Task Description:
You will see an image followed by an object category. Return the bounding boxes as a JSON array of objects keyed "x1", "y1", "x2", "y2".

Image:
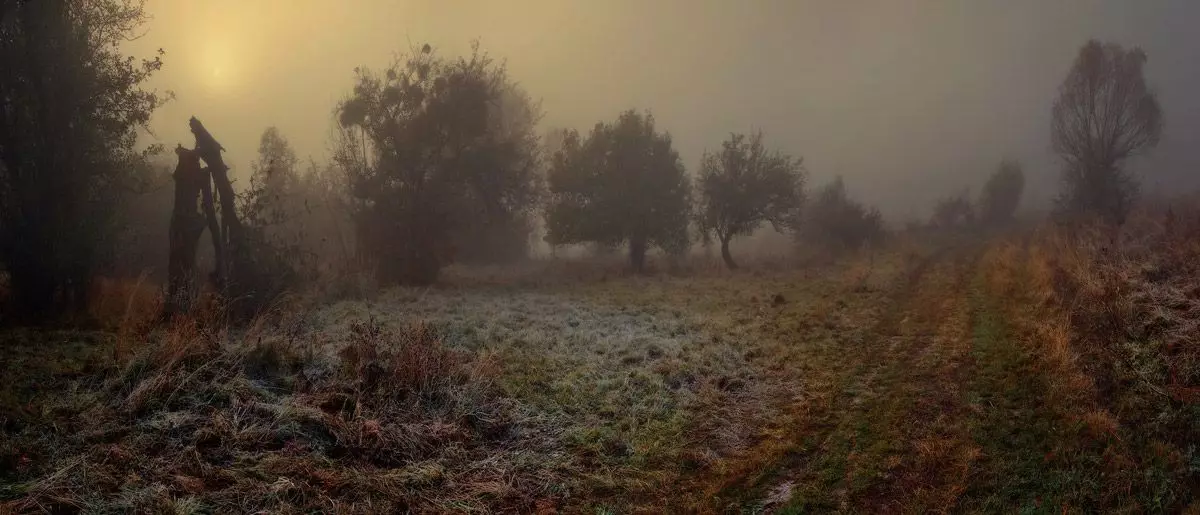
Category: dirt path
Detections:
[{"x1": 708, "y1": 246, "x2": 982, "y2": 513}]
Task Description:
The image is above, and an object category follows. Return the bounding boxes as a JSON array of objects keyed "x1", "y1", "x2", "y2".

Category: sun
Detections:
[{"x1": 198, "y1": 41, "x2": 238, "y2": 92}]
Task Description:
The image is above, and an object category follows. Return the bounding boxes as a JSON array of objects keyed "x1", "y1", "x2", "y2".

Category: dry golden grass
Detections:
[
  {"x1": 87, "y1": 275, "x2": 161, "y2": 330},
  {"x1": 978, "y1": 205, "x2": 1200, "y2": 510}
]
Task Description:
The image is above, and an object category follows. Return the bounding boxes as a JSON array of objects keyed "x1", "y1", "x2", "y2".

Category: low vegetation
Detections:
[{"x1": 978, "y1": 205, "x2": 1200, "y2": 510}]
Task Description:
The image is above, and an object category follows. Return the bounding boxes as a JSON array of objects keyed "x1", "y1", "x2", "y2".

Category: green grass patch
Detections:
[{"x1": 962, "y1": 286, "x2": 1106, "y2": 513}]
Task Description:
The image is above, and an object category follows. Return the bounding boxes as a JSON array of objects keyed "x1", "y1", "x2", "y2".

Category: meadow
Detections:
[{"x1": 4, "y1": 212, "x2": 1196, "y2": 513}]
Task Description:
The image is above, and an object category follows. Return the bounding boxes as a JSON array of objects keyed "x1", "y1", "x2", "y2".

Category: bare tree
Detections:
[{"x1": 1051, "y1": 40, "x2": 1163, "y2": 225}]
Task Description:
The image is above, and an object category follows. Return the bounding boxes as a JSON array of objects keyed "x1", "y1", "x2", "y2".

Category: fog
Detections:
[{"x1": 125, "y1": 0, "x2": 1200, "y2": 219}]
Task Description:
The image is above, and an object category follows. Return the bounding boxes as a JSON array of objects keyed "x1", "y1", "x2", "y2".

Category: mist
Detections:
[
  {"x1": 125, "y1": 0, "x2": 1200, "y2": 220},
  {"x1": 7, "y1": 1, "x2": 1200, "y2": 511}
]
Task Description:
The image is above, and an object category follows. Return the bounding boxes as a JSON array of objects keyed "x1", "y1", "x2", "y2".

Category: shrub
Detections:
[{"x1": 802, "y1": 176, "x2": 884, "y2": 251}]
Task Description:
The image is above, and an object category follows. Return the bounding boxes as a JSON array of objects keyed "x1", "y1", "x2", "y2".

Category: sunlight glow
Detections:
[{"x1": 199, "y1": 41, "x2": 238, "y2": 92}]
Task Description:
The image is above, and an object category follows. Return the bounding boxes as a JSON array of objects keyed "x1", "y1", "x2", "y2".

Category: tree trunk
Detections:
[
  {"x1": 189, "y1": 117, "x2": 241, "y2": 289},
  {"x1": 198, "y1": 170, "x2": 223, "y2": 285},
  {"x1": 720, "y1": 235, "x2": 737, "y2": 270},
  {"x1": 629, "y1": 235, "x2": 647, "y2": 273},
  {"x1": 164, "y1": 146, "x2": 206, "y2": 317}
]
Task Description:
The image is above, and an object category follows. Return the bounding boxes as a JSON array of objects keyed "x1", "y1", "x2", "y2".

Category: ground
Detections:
[{"x1": 1, "y1": 236, "x2": 1195, "y2": 513}]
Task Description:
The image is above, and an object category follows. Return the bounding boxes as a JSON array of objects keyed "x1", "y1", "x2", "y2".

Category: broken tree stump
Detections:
[
  {"x1": 164, "y1": 146, "x2": 207, "y2": 316},
  {"x1": 190, "y1": 116, "x2": 241, "y2": 243}
]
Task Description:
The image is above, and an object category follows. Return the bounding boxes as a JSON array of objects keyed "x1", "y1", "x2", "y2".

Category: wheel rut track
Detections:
[{"x1": 714, "y1": 244, "x2": 980, "y2": 513}]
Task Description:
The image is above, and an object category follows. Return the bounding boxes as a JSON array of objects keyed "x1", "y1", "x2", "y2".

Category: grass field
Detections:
[{"x1": 2, "y1": 228, "x2": 1197, "y2": 513}]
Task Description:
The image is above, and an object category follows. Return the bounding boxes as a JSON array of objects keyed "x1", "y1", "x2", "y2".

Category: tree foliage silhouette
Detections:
[
  {"x1": 545, "y1": 110, "x2": 691, "y2": 272},
  {"x1": 696, "y1": 132, "x2": 805, "y2": 269},
  {"x1": 804, "y1": 177, "x2": 884, "y2": 251},
  {"x1": 977, "y1": 160, "x2": 1024, "y2": 227},
  {"x1": 0, "y1": 0, "x2": 165, "y2": 318},
  {"x1": 335, "y1": 42, "x2": 541, "y2": 285},
  {"x1": 1051, "y1": 40, "x2": 1162, "y2": 225}
]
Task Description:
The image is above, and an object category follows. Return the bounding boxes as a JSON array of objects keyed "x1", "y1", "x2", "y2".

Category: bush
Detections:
[
  {"x1": 977, "y1": 160, "x2": 1025, "y2": 227},
  {"x1": 802, "y1": 176, "x2": 884, "y2": 252},
  {"x1": 929, "y1": 193, "x2": 975, "y2": 229}
]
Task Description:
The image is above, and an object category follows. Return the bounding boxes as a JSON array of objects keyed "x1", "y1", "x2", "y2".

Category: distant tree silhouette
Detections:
[
  {"x1": 696, "y1": 132, "x2": 805, "y2": 269},
  {"x1": 544, "y1": 110, "x2": 691, "y2": 272},
  {"x1": 335, "y1": 42, "x2": 541, "y2": 285},
  {"x1": 977, "y1": 160, "x2": 1025, "y2": 227},
  {"x1": 804, "y1": 177, "x2": 884, "y2": 251},
  {"x1": 244, "y1": 127, "x2": 301, "y2": 240},
  {"x1": 0, "y1": 1, "x2": 165, "y2": 318},
  {"x1": 930, "y1": 191, "x2": 975, "y2": 229},
  {"x1": 232, "y1": 127, "x2": 312, "y2": 304},
  {"x1": 1051, "y1": 40, "x2": 1163, "y2": 225}
]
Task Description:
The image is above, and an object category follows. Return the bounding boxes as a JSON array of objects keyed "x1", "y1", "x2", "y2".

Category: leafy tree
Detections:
[
  {"x1": 335, "y1": 42, "x2": 541, "y2": 285},
  {"x1": 977, "y1": 160, "x2": 1025, "y2": 226},
  {"x1": 696, "y1": 132, "x2": 805, "y2": 269},
  {"x1": 451, "y1": 85, "x2": 543, "y2": 264},
  {"x1": 0, "y1": 1, "x2": 165, "y2": 318},
  {"x1": 545, "y1": 110, "x2": 691, "y2": 272},
  {"x1": 1051, "y1": 40, "x2": 1163, "y2": 225},
  {"x1": 804, "y1": 177, "x2": 884, "y2": 251}
]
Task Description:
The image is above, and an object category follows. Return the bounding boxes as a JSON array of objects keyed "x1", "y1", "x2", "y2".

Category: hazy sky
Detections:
[{"x1": 125, "y1": 0, "x2": 1200, "y2": 219}]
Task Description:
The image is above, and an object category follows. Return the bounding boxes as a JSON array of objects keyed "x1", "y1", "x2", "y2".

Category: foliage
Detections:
[
  {"x1": 803, "y1": 177, "x2": 884, "y2": 251},
  {"x1": 977, "y1": 160, "x2": 1025, "y2": 227},
  {"x1": 109, "y1": 158, "x2": 176, "y2": 280},
  {"x1": 1051, "y1": 40, "x2": 1163, "y2": 225},
  {"x1": 0, "y1": 0, "x2": 165, "y2": 318},
  {"x1": 545, "y1": 110, "x2": 691, "y2": 271},
  {"x1": 930, "y1": 192, "x2": 975, "y2": 229},
  {"x1": 335, "y1": 42, "x2": 541, "y2": 285},
  {"x1": 451, "y1": 86, "x2": 544, "y2": 265},
  {"x1": 229, "y1": 128, "x2": 314, "y2": 311},
  {"x1": 696, "y1": 132, "x2": 805, "y2": 269}
]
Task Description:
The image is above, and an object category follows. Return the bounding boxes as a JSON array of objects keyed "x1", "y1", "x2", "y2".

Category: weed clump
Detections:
[{"x1": 0, "y1": 317, "x2": 555, "y2": 513}]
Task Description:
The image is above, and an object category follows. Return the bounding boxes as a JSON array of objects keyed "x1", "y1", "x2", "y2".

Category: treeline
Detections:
[{"x1": 0, "y1": 0, "x2": 1164, "y2": 320}]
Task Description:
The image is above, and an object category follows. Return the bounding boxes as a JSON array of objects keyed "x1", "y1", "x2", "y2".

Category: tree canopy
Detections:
[
  {"x1": 930, "y1": 192, "x2": 975, "y2": 229},
  {"x1": 696, "y1": 131, "x2": 805, "y2": 269},
  {"x1": 804, "y1": 177, "x2": 884, "y2": 251},
  {"x1": 335, "y1": 42, "x2": 541, "y2": 285},
  {"x1": 977, "y1": 160, "x2": 1025, "y2": 227},
  {"x1": 1051, "y1": 40, "x2": 1163, "y2": 224},
  {"x1": 0, "y1": 0, "x2": 165, "y2": 317},
  {"x1": 545, "y1": 110, "x2": 691, "y2": 272}
]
